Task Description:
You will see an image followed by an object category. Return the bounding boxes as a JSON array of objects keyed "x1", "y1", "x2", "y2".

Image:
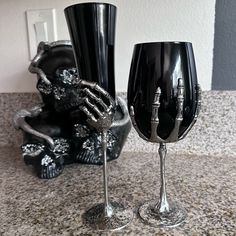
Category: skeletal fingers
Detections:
[
  {"x1": 151, "y1": 87, "x2": 161, "y2": 123},
  {"x1": 80, "y1": 106, "x2": 97, "y2": 123},
  {"x1": 166, "y1": 78, "x2": 185, "y2": 142},
  {"x1": 79, "y1": 81, "x2": 115, "y2": 131},
  {"x1": 83, "y1": 88, "x2": 108, "y2": 110},
  {"x1": 176, "y1": 78, "x2": 184, "y2": 121},
  {"x1": 150, "y1": 87, "x2": 163, "y2": 142}
]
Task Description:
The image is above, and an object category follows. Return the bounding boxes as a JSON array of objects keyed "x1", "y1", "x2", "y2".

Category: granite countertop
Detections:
[{"x1": 0, "y1": 147, "x2": 235, "y2": 236}]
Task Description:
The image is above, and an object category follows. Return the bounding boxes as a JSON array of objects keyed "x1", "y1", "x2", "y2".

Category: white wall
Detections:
[{"x1": 0, "y1": 0, "x2": 216, "y2": 92}]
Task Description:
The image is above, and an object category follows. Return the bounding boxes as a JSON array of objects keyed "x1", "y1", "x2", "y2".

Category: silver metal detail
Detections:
[
  {"x1": 41, "y1": 155, "x2": 54, "y2": 166},
  {"x1": 82, "y1": 131, "x2": 116, "y2": 152},
  {"x1": 83, "y1": 201, "x2": 133, "y2": 231},
  {"x1": 79, "y1": 81, "x2": 115, "y2": 132},
  {"x1": 150, "y1": 87, "x2": 165, "y2": 143},
  {"x1": 40, "y1": 153, "x2": 62, "y2": 179},
  {"x1": 21, "y1": 143, "x2": 45, "y2": 157},
  {"x1": 130, "y1": 80, "x2": 187, "y2": 143},
  {"x1": 81, "y1": 81, "x2": 133, "y2": 230},
  {"x1": 29, "y1": 49, "x2": 51, "y2": 85},
  {"x1": 74, "y1": 124, "x2": 90, "y2": 138},
  {"x1": 57, "y1": 68, "x2": 79, "y2": 85},
  {"x1": 166, "y1": 78, "x2": 185, "y2": 142},
  {"x1": 53, "y1": 86, "x2": 66, "y2": 100},
  {"x1": 101, "y1": 131, "x2": 113, "y2": 217},
  {"x1": 28, "y1": 40, "x2": 72, "y2": 85},
  {"x1": 131, "y1": 80, "x2": 200, "y2": 228},
  {"x1": 156, "y1": 143, "x2": 169, "y2": 213},
  {"x1": 52, "y1": 138, "x2": 70, "y2": 157},
  {"x1": 13, "y1": 105, "x2": 54, "y2": 149},
  {"x1": 138, "y1": 142, "x2": 187, "y2": 227},
  {"x1": 139, "y1": 200, "x2": 187, "y2": 228},
  {"x1": 179, "y1": 83, "x2": 201, "y2": 140},
  {"x1": 37, "y1": 79, "x2": 52, "y2": 94},
  {"x1": 130, "y1": 87, "x2": 165, "y2": 142},
  {"x1": 49, "y1": 40, "x2": 71, "y2": 47},
  {"x1": 82, "y1": 129, "x2": 133, "y2": 231}
]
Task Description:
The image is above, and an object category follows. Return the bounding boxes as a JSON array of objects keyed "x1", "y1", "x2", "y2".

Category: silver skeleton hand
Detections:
[
  {"x1": 14, "y1": 81, "x2": 116, "y2": 147},
  {"x1": 79, "y1": 80, "x2": 116, "y2": 132},
  {"x1": 130, "y1": 78, "x2": 202, "y2": 143}
]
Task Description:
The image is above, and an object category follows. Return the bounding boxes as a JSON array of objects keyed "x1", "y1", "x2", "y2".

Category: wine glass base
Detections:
[
  {"x1": 83, "y1": 201, "x2": 133, "y2": 231},
  {"x1": 139, "y1": 200, "x2": 187, "y2": 228}
]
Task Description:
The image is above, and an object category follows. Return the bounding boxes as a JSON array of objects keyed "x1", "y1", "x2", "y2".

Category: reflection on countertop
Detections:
[{"x1": 0, "y1": 147, "x2": 235, "y2": 235}]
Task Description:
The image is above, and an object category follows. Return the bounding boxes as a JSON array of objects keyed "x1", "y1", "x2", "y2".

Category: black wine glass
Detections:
[
  {"x1": 127, "y1": 42, "x2": 201, "y2": 227},
  {"x1": 65, "y1": 2, "x2": 133, "y2": 231}
]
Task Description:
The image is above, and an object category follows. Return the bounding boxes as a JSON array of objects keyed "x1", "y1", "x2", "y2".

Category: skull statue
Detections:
[{"x1": 14, "y1": 41, "x2": 131, "y2": 179}]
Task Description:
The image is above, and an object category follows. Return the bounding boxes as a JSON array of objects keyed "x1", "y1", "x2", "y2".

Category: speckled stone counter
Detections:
[
  {"x1": 1, "y1": 91, "x2": 236, "y2": 157},
  {"x1": 0, "y1": 147, "x2": 235, "y2": 235}
]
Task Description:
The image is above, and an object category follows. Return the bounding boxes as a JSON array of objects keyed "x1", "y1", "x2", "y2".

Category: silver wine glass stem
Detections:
[
  {"x1": 155, "y1": 142, "x2": 170, "y2": 213},
  {"x1": 101, "y1": 130, "x2": 113, "y2": 217}
]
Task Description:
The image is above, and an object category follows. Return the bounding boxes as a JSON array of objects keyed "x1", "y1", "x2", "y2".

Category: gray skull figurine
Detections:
[{"x1": 14, "y1": 41, "x2": 131, "y2": 179}]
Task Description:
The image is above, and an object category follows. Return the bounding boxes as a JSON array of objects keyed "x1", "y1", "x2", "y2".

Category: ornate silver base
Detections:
[
  {"x1": 139, "y1": 200, "x2": 187, "y2": 228},
  {"x1": 83, "y1": 201, "x2": 133, "y2": 231}
]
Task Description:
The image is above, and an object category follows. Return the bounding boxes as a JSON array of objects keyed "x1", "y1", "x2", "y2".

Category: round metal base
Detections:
[
  {"x1": 83, "y1": 201, "x2": 133, "y2": 231},
  {"x1": 139, "y1": 200, "x2": 187, "y2": 228}
]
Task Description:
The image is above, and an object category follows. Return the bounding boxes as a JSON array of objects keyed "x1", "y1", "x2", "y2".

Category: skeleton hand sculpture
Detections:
[
  {"x1": 14, "y1": 41, "x2": 131, "y2": 179},
  {"x1": 130, "y1": 79, "x2": 201, "y2": 143},
  {"x1": 79, "y1": 81, "x2": 115, "y2": 132}
]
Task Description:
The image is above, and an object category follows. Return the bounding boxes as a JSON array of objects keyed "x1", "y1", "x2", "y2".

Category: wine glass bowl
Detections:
[
  {"x1": 128, "y1": 42, "x2": 201, "y2": 227},
  {"x1": 128, "y1": 42, "x2": 201, "y2": 142}
]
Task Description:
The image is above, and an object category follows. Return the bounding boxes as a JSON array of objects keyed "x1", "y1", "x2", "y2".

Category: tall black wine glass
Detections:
[
  {"x1": 128, "y1": 42, "x2": 201, "y2": 227},
  {"x1": 65, "y1": 3, "x2": 133, "y2": 231}
]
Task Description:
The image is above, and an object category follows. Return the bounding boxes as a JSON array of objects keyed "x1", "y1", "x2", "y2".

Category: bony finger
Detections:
[
  {"x1": 87, "y1": 116, "x2": 97, "y2": 127},
  {"x1": 79, "y1": 80, "x2": 113, "y2": 106},
  {"x1": 80, "y1": 81, "x2": 108, "y2": 99},
  {"x1": 96, "y1": 97, "x2": 108, "y2": 111},
  {"x1": 83, "y1": 88, "x2": 97, "y2": 100},
  {"x1": 83, "y1": 97, "x2": 93, "y2": 108},
  {"x1": 84, "y1": 98, "x2": 103, "y2": 117},
  {"x1": 79, "y1": 80, "x2": 97, "y2": 89},
  {"x1": 80, "y1": 105, "x2": 91, "y2": 117},
  {"x1": 83, "y1": 88, "x2": 108, "y2": 111},
  {"x1": 80, "y1": 105, "x2": 97, "y2": 122},
  {"x1": 130, "y1": 106, "x2": 135, "y2": 116},
  {"x1": 92, "y1": 106, "x2": 103, "y2": 117},
  {"x1": 108, "y1": 97, "x2": 116, "y2": 110},
  {"x1": 94, "y1": 84, "x2": 115, "y2": 106},
  {"x1": 94, "y1": 83, "x2": 107, "y2": 96}
]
